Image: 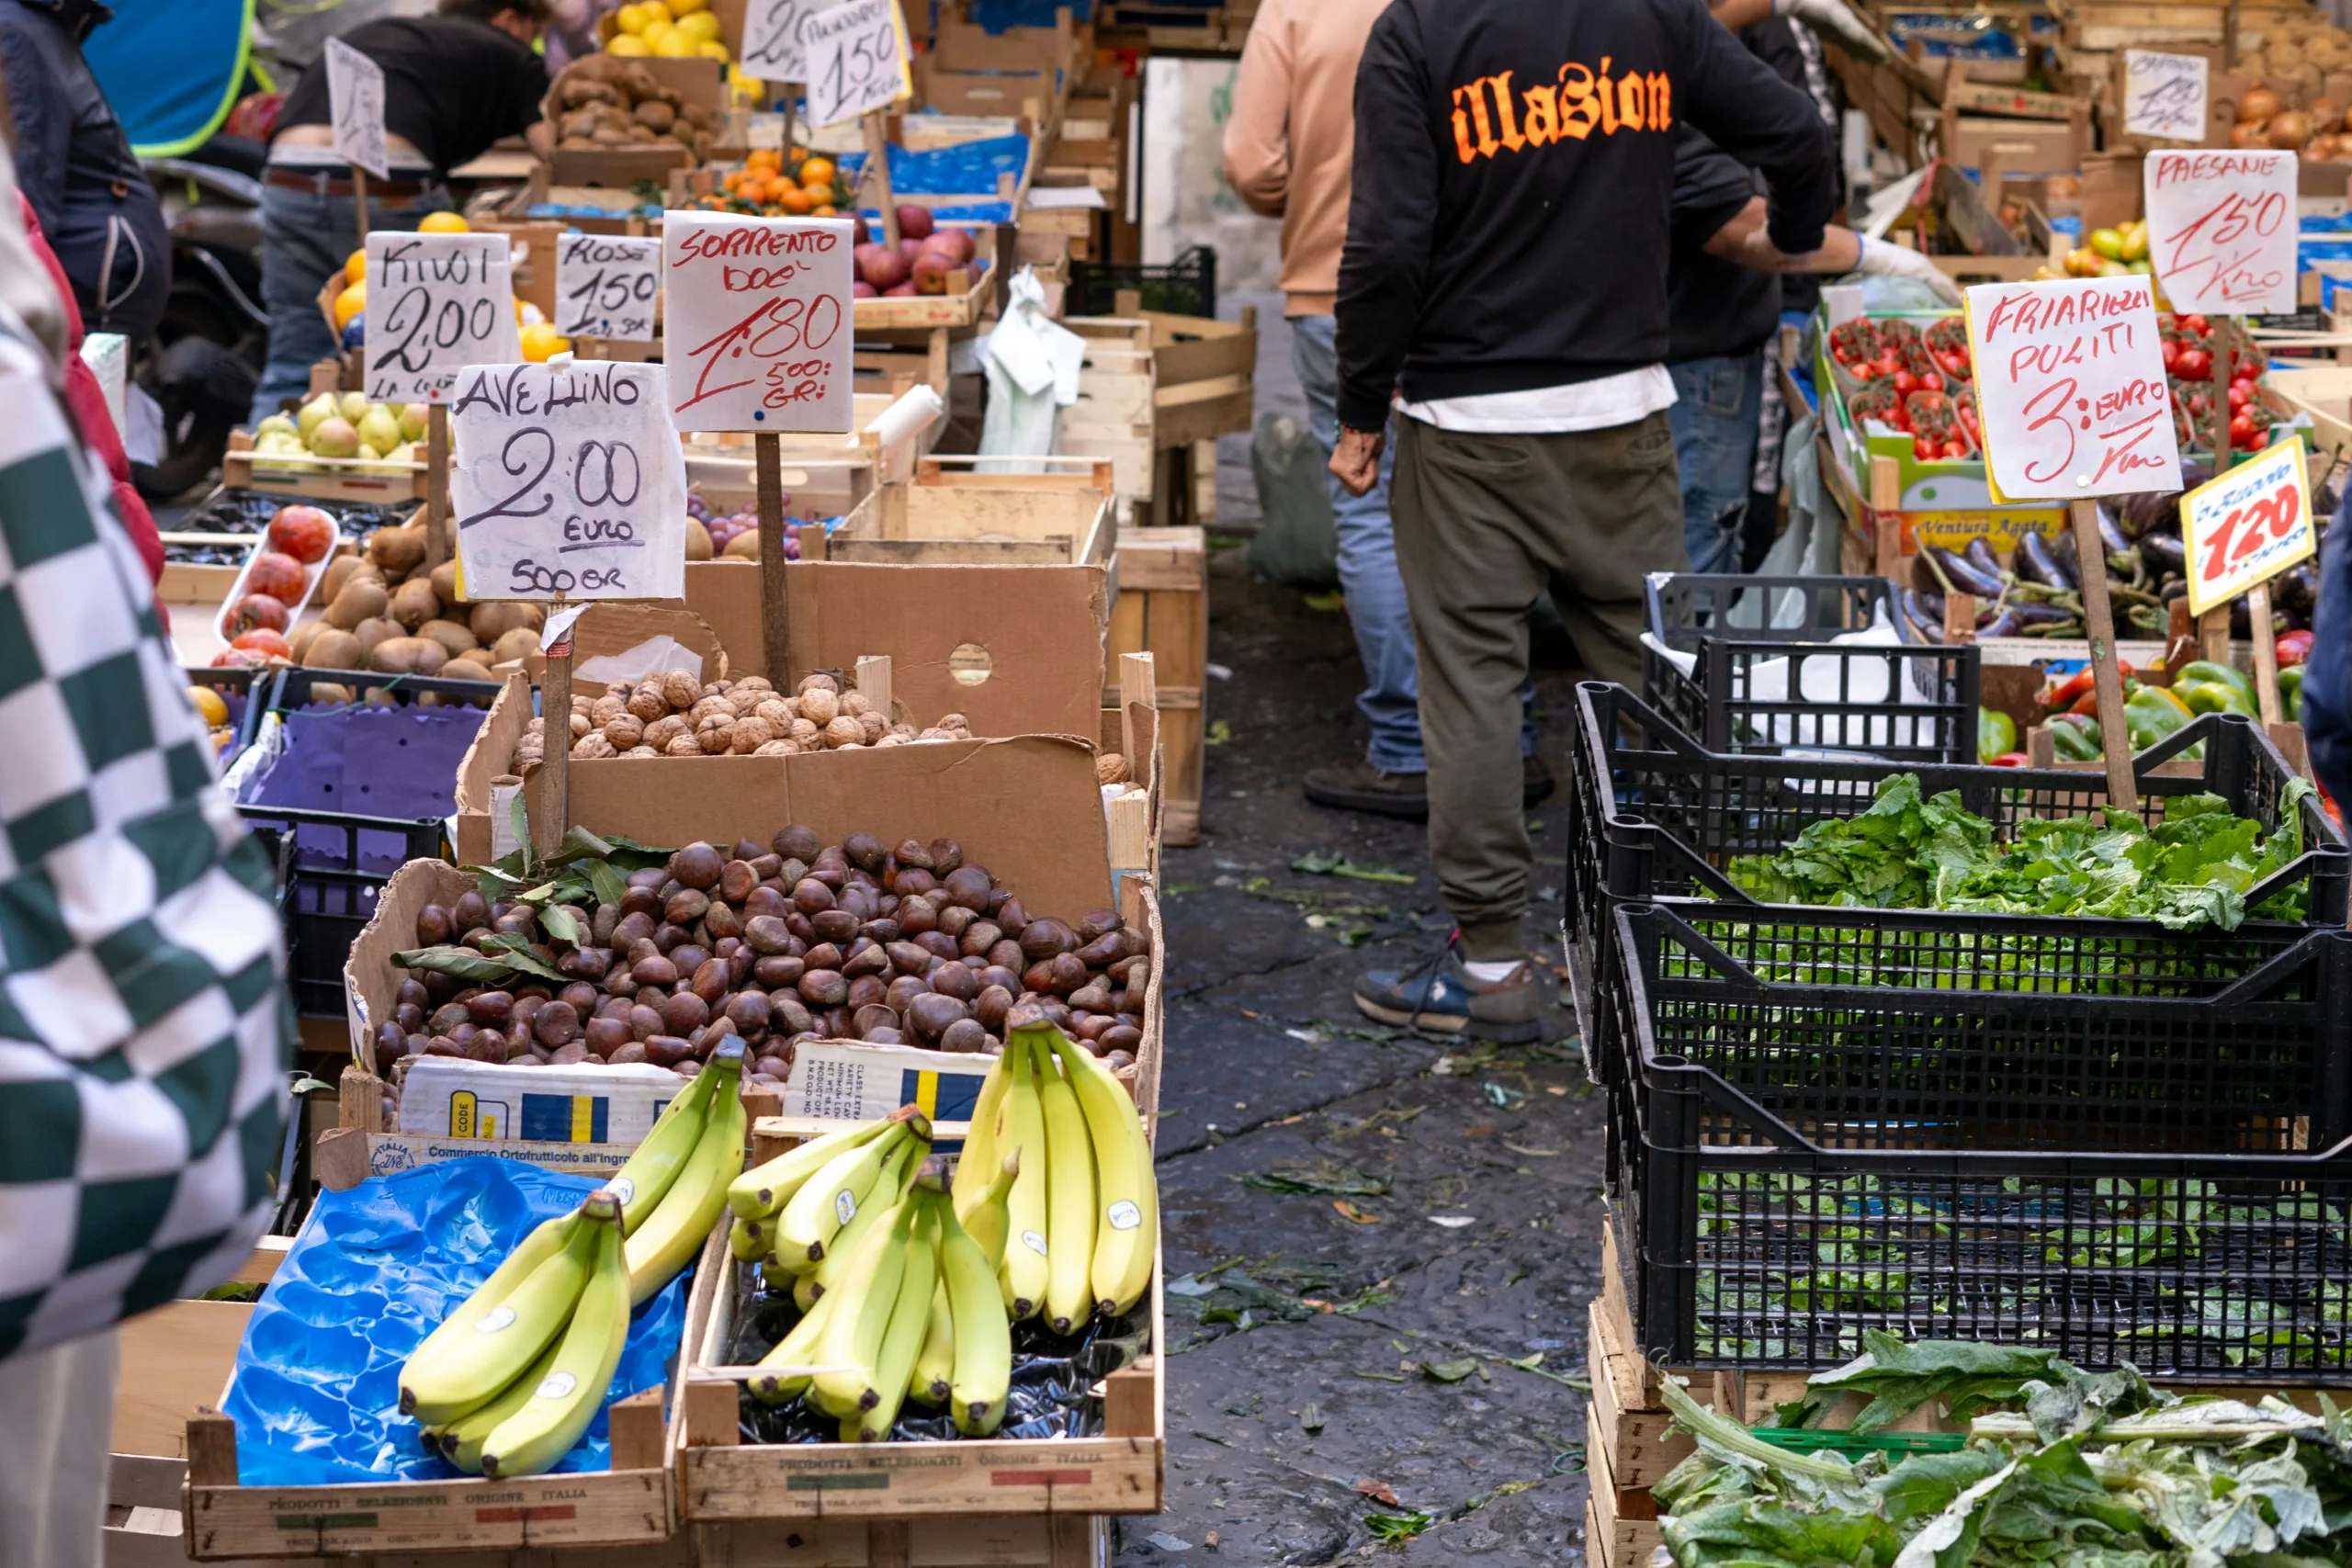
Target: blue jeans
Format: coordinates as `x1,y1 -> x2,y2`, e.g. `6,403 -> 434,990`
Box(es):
1667,350 -> 1765,575
249,176 -> 453,426
1290,314 -> 1424,773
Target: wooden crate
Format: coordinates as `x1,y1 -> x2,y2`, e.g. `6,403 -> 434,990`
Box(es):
1107,527 -> 1204,848
1584,1403 -> 1662,1568
220,430 -> 426,505
1059,321 -> 1156,501
820,474 -> 1114,566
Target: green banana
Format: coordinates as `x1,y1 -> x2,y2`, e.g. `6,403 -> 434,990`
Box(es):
997,1037 -> 1051,1320
909,1273 -> 954,1406
937,1188 -> 1012,1437
950,1048 -> 1012,1213
1035,1035 -> 1098,1335
729,1113 -> 898,1221
401,1202 -> 601,1425
623,1042 -> 748,1304
855,1200 -> 938,1441
808,1192 -> 920,1418
605,1061 -> 718,1234
1047,1026 -> 1158,1318
810,1134 -> 921,1301
437,1341 -> 559,1474
481,1190 -> 631,1479
775,1108 -> 928,1266
956,1148 -> 1020,1273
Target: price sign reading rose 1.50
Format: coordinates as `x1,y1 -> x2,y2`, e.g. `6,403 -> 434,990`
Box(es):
803,0 -> 910,127
556,233 -> 661,343
662,212 -> 854,434
365,231 -> 524,402
447,360 -> 687,602
2181,433 -> 2313,616
1962,276 -> 2183,502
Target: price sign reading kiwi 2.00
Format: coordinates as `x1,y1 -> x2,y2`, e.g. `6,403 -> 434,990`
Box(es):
1963,276 -> 2183,502
662,211 -> 854,434
2181,433 -> 2313,616
364,231 -> 524,402
447,360 -> 686,602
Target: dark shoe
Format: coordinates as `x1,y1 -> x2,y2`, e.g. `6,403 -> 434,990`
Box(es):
1305,760 -> 1429,818
1353,935 -> 1544,1043
1522,753 -> 1555,805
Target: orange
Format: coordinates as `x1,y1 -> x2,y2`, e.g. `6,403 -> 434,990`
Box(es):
748,148 -> 781,171
780,185 -> 815,214
812,203 -> 836,218
798,156 -> 835,186
418,211 -> 470,234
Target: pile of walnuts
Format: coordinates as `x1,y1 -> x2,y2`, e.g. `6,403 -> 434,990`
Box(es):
548,57 -> 717,155
514,671 -> 975,764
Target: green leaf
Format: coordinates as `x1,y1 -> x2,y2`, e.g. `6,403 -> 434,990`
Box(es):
1423,1358 -> 1479,1383
1291,851 -> 1416,885
586,857 -> 628,910
1239,1162 -> 1392,1197
541,904 -> 583,946
392,945 -> 528,985
1363,1512 -> 1432,1541
478,933 -> 573,984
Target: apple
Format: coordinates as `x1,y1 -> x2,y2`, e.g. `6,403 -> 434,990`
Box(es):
896,204 -> 933,242
297,392 -> 338,441
911,254 -> 953,295
922,227 -> 976,266
860,247 -> 910,291
884,281 -> 918,297
899,237 -> 925,260
309,416 -> 362,458
266,504 -> 335,563
853,281 -> 878,298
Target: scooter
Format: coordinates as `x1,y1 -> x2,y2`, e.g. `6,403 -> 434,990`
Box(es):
136,134 -> 267,500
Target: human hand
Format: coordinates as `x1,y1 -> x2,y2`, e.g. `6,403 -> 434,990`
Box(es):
1330,427 -> 1385,497
1857,234 -> 1964,305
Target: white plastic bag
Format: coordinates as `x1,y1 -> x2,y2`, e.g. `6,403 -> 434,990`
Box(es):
979,266 -> 1086,470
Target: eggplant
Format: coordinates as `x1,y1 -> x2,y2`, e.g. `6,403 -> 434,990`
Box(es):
2095,503 -> 2132,556
2138,532 -> 2188,577
1964,537 -> 2004,580
1899,589 -> 1946,643
2015,529 -> 2070,589
1926,544 -> 2005,599
1978,605 -> 2024,638
2012,602 -> 2077,628
2276,562 -> 2319,615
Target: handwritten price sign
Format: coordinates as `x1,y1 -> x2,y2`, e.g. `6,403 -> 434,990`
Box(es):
2145,150 -> 2297,316
364,232 -> 523,402
741,0 -> 816,83
1964,276 -> 2183,501
325,38 -> 389,180
2181,434 -> 2313,615
448,361 -> 686,603
556,234 -> 661,342
804,0 -> 910,128
2122,50 -> 2207,141
662,212 -> 854,434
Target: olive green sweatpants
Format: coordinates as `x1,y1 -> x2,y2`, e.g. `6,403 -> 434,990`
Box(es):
1388,411 -> 1686,961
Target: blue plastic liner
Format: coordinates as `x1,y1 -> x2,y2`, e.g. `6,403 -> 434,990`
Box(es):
838,136 -> 1030,196
223,1157 -> 689,1485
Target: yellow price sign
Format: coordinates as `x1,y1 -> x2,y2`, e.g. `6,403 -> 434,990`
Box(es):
2180,434 -> 2313,617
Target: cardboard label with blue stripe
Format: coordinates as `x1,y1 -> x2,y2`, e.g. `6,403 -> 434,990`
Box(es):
786,1041 -> 994,1151
400,1058 -> 689,1145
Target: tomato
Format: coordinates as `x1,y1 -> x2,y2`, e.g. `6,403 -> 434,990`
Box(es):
2161,340 -> 2181,370
2229,412 -> 2257,446
2227,380 -> 2251,409
2182,314 -> 2209,336
2244,428 -> 2267,451
1914,436 -> 1937,459
2175,348 -> 2211,381
1942,440 -> 1965,458
2278,630 -> 2315,667
1894,369 -> 1918,395
265,504 -> 335,565
1921,371 -> 1944,392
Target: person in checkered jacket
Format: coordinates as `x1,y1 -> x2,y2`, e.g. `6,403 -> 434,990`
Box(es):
0,155 -> 288,1568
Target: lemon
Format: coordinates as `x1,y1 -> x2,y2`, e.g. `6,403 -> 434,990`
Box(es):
614,1 -> 645,31
189,686 -> 229,728
641,0 -> 672,22
334,281 -> 368,328
642,18 -> 673,44
520,321 -> 571,362
696,38 -> 730,60
675,10 -> 720,41
653,28 -> 697,54
344,248 -> 366,284
419,211 -> 470,234
671,0 -> 709,13
607,32 -> 650,53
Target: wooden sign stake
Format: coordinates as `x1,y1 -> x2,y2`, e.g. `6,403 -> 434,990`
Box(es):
757,432 -> 789,683
2068,497 -> 2139,809
863,111 -> 900,247
2247,580 -> 2283,725
352,169 -> 372,254
2211,338 -> 2235,471
425,403 -> 451,571
2165,596 -> 2198,676
1944,592 -> 1979,645
539,624 -> 572,858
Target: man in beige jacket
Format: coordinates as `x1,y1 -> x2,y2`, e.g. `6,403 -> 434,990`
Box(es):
1224,0 -> 1554,820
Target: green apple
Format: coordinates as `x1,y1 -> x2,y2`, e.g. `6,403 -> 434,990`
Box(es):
255,412 -> 298,442
357,405 -> 403,457
399,402 -> 429,442
310,416 -> 362,459
297,392 -> 338,442
339,390 -> 371,423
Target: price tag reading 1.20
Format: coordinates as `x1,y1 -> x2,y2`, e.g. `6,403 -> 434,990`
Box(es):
365,232 -> 524,402
556,233 -> 661,342
1963,276 -> 2183,502
803,0 -> 910,128
2181,433 -> 2314,616
662,212 -> 854,434
447,360 -> 687,602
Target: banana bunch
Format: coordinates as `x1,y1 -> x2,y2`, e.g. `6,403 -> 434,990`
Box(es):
400,1042 -> 748,1476
956,1018 -> 1157,1333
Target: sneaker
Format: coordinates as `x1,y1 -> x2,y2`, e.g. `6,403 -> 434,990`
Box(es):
1304,761 -> 1429,818
1353,935 -> 1544,1043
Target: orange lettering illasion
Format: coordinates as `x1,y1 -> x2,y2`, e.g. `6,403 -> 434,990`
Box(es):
1555,62 -> 1600,140
1450,61 -> 1670,155
1466,76 -> 1500,156
1450,86 -> 1478,164
1617,72 -> 1646,130
1488,72 -> 1528,151
1645,73 -> 1671,128
1597,56 -> 1620,132
1521,83 -> 1558,145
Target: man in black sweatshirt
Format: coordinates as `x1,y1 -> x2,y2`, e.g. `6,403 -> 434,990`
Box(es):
1336,0 -> 1838,1041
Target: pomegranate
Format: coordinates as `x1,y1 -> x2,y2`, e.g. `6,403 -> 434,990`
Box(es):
227,593 -> 289,637
265,503 -> 335,563
245,550 -> 309,605
231,627 -> 293,660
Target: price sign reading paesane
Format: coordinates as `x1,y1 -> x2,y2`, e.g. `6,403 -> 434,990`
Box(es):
2182,433 -> 2313,616
448,360 -> 686,603
2144,150 -> 2298,316
803,0 -> 909,128
741,0 -> 816,83
1963,276 -> 2183,501
365,232 -> 524,402
663,212 -> 854,434
557,234 -> 661,342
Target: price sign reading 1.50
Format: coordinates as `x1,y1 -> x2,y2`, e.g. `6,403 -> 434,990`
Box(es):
556,233 -> 661,343
803,0 -> 910,128
2182,433 -> 2314,616
447,360 -> 686,602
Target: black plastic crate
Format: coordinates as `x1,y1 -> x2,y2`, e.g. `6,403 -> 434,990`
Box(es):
263,666 -> 505,716
235,804 -> 446,1018
1069,245 -> 1216,319
1642,574 -> 1980,763
1611,900 -> 2352,1380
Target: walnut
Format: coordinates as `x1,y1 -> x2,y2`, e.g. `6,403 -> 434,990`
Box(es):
591,693 -> 627,725
627,685 -> 668,723
841,691 -> 871,719
626,745 -> 659,758
754,698 -> 795,730
665,733 -> 704,757
1097,751 -> 1133,784
876,732 -> 910,747
936,712 -> 970,733
800,686 -> 840,726
696,715 -> 736,754
731,716 -> 775,753
700,681 -> 727,701
603,713 -> 646,750
797,672 -> 840,695
572,732 -> 617,759
822,715 -> 865,749
569,710 -> 593,739
788,716 -> 821,744
689,696 -> 733,725
857,711 -> 887,744
918,727 -> 956,741
644,714 -> 688,750
661,670 -> 701,711
754,739 -> 795,757
734,675 -> 773,694
888,722 -> 918,741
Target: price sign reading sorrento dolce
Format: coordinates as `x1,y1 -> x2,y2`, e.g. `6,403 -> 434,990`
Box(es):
1963,276 -> 2184,501
662,211 -> 854,434
447,360 -> 686,602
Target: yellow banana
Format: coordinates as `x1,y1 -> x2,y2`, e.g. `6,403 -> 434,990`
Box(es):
1035,1035 -> 1097,1335
751,1285 -> 837,1404
810,1134 -> 921,1300
481,1191 -> 631,1479
950,1049 -> 1012,1212
606,1060 -> 718,1234
775,1109 -> 928,1266
937,1190 -> 1012,1437
909,1273 -> 954,1406
855,1201 -> 938,1440
437,1344 -> 558,1474
624,1042 -> 748,1304
794,1269 -> 821,1314
761,1258 -> 811,1291
401,1201 -> 601,1426
998,1037 -> 1051,1321
728,1216 -> 767,1261
396,1206 -> 579,1422
729,1112 -> 899,1221
809,1192 -> 919,1418
1047,1027 -> 1158,1318
956,1149 -> 1020,1273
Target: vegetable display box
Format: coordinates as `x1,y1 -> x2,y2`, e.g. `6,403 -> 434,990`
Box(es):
1608,899 -> 2352,1380
1641,574 -> 1979,765
1563,682 -> 2348,1097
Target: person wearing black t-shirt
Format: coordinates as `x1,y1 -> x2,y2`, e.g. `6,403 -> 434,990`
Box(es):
248,0 -> 552,423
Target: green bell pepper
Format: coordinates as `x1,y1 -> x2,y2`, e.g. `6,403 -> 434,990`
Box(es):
2176,679 -> 2256,718
2047,713 -> 2102,761
2279,665 -> 2304,723
2125,683 -> 2195,750
2173,660 -> 2253,705
1977,706 -> 2017,764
